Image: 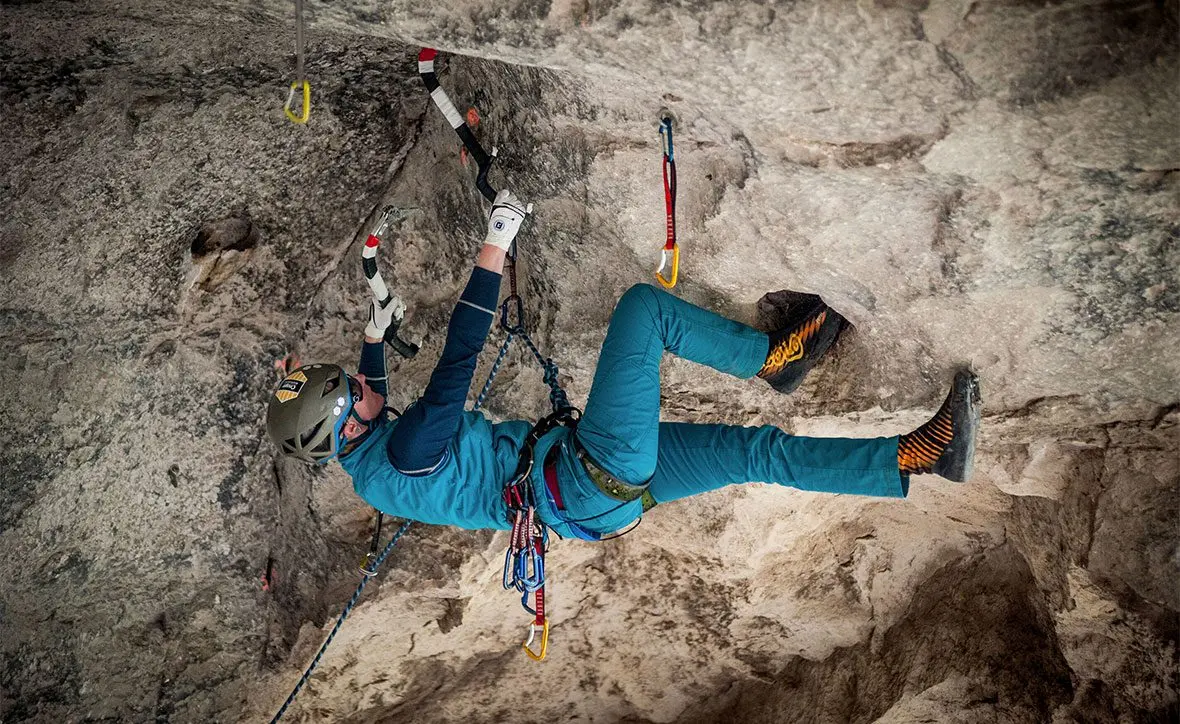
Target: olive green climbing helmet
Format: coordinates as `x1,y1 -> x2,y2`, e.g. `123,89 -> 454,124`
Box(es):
266,363 -> 356,464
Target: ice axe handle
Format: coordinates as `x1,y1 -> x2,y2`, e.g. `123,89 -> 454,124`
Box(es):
385,331 -> 418,359
362,234 -> 417,358
380,301 -> 419,359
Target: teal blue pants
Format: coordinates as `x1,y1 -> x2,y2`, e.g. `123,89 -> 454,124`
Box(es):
565,284 -> 907,534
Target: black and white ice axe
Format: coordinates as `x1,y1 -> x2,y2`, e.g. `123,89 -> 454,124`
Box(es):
362,207 -> 418,358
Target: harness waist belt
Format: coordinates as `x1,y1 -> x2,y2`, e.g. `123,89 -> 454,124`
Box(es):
541,441 -> 654,540
543,442 -> 648,509
572,439 -> 650,502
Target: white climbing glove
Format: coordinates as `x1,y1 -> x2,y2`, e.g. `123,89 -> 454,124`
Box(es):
365,296 -> 405,340
484,189 -> 528,251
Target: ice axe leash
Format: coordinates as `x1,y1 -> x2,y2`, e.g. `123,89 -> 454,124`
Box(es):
363,207 -> 418,359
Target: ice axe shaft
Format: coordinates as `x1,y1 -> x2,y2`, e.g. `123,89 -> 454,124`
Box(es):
418,48 -> 498,203
362,208 -> 418,359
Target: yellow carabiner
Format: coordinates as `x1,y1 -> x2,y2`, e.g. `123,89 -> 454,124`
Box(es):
522,619 -> 549,661
284,80 -> 311,124
655,244 -> 679,289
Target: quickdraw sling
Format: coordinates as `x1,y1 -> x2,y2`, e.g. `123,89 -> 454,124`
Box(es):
282,0 -> 310,123
654,116 -> 679,288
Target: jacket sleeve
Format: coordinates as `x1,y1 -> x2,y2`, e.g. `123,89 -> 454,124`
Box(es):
357,340 -> 388,396
386,266 -> 501,474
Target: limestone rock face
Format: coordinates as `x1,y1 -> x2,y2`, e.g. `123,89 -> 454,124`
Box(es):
0,0 -> 1176,722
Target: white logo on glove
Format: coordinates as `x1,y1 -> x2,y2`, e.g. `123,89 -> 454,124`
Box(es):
484,189 -> 528,251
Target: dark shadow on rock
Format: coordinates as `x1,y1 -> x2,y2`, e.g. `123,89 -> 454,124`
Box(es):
190,215 -> 259,258
686,544 -> 1074,724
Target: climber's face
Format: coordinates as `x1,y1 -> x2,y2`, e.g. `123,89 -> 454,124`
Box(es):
341,374 -> 383,440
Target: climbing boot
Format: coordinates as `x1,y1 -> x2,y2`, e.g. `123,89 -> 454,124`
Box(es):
756,295 -> 847,394
898,370 -> 982,483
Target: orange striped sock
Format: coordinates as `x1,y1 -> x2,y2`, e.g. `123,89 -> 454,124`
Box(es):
898,395 -> 955,475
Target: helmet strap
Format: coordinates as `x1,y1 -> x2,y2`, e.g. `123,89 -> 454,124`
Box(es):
349,406 -> 377,432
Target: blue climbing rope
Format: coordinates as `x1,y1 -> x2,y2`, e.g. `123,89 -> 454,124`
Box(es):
473,332 -> 515,410
474,328 -> 571,414
269,520 -> 412,723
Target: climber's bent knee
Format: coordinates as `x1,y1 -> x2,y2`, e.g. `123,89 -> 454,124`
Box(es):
614,283 -> 664,321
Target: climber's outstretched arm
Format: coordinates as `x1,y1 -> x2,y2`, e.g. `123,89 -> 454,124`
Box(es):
384,190 -> 529,475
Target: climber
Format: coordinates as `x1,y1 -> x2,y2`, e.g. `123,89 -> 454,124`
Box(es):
265,190 -> 981,540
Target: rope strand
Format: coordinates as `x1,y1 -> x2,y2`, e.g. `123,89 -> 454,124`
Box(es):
270,520 -> 412,723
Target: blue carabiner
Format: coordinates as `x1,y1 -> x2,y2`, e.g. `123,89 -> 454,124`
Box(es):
514,553 -> 531,591
525,554 -> 542,591
525,560 -> 542,591
515,544 -> 544,591
659,117 -> 674,162
531,554 -> 546,591
521,589 -> 535,615
503,548 -> 517,589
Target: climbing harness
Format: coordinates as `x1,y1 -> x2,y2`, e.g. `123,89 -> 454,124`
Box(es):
654,116 -> 679,288
362,206 -> 419,359
269,520 -> 412,723
283,0 -> 311,123
498,407 -> 579,660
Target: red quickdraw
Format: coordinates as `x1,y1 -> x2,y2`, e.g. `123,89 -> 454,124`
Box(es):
496,410 -> 577,661
655,116 -> 679,288
503,491 -> 550,661
523,556 -> 549,661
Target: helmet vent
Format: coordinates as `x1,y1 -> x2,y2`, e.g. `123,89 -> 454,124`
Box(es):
310,435 -> 333,454
300,419 -> 326,447
323,378 -> 340,394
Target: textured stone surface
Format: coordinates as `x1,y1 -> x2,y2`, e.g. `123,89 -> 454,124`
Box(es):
0,0 -> 1176,722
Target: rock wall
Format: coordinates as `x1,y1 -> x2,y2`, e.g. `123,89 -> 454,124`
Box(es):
0,0 -> 1176,722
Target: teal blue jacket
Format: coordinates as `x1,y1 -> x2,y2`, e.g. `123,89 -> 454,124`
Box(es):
340,411 -> 528,530
340,400 -> 590,535
339,266 -> 590,536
